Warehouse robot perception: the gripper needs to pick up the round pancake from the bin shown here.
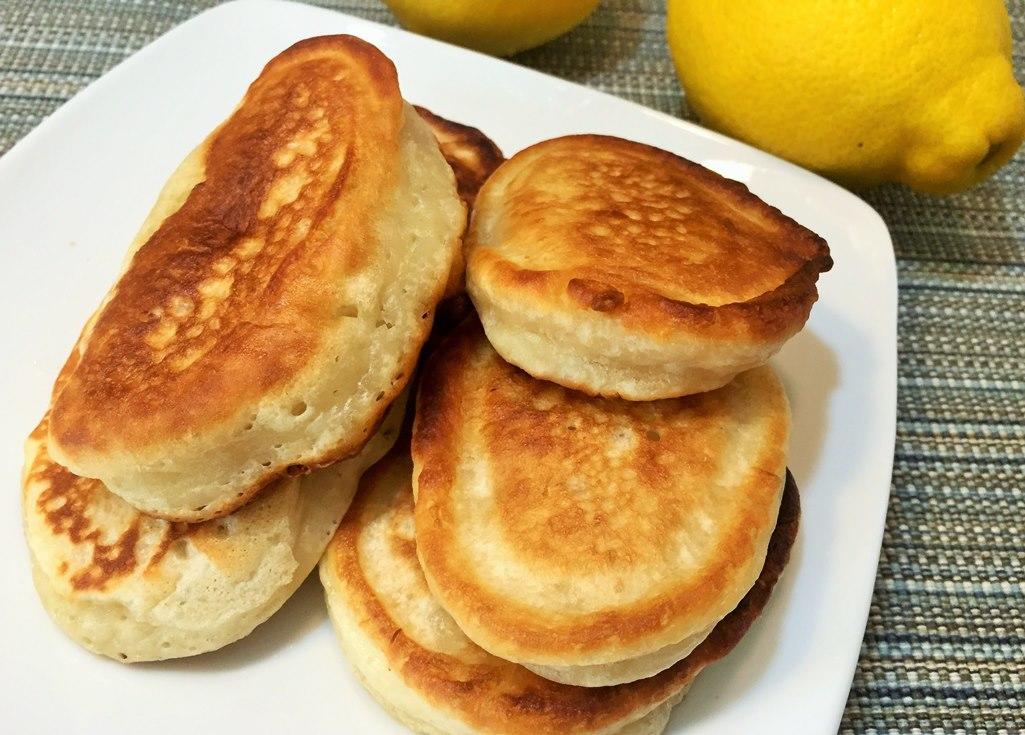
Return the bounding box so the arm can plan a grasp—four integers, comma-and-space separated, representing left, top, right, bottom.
411, 320, 789, 686
23, 395, 404, 663
466, 134, 832, 399
320, 441, 800, 734
47, 36, 465, 521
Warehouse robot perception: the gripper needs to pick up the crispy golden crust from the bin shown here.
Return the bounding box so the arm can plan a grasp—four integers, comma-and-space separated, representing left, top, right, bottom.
49, 36, 402, 478
411, 320, 789, 669
415, 106, 504, 210
468, 134, 831, 343
24, 390, 405, 662
23, 348, 206, 598
323, 441, 800, 734
25, 417, 219, 594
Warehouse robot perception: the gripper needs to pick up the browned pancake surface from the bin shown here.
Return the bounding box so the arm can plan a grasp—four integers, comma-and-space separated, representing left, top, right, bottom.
326, 440, 799, 734
469, 134, 832, 340
25, 414, 287, 597
411, 320, 789, 664
50, 35, 402, 456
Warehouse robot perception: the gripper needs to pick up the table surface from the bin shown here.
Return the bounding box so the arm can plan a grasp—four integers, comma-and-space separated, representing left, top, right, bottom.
2, 1, 1022, 732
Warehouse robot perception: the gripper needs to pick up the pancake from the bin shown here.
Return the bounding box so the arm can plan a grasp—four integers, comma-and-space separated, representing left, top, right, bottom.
411, 320, 790, 686
47, 36, 465, 521
415, 106, 504, 211
23, 394, 405, 663
320, 440, 800, 734
466, 134, 832, 399
415, 105, 504, 321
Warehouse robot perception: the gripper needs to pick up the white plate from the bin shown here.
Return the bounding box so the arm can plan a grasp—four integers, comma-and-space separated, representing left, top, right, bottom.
0, 1, 896, 733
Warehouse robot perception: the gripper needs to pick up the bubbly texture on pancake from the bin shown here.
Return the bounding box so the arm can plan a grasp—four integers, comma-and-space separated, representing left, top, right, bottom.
48, 36, 464, 521
467, 134, 831, 399
411, 320, 789, 685
24, 396, 404, 663
321, 442, 800, 733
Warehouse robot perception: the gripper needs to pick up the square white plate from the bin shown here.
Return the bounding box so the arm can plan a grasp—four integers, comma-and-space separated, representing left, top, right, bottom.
0, 1, 896, 733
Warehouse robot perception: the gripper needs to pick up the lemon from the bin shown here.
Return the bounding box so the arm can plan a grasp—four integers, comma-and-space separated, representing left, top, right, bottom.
666, 0, 1025, 193
384, 0, 599, 57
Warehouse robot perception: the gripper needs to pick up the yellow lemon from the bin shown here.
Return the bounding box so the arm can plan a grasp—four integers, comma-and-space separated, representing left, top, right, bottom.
384, 0, 599, 57
666, 0, 1025, 193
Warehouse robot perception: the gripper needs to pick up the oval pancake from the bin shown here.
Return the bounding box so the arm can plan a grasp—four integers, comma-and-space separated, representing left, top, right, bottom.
47, 36, 465, 521
466, 134, 832, 400
411, 320, 790, 686
24, 395, 404, 663
320, 441, 800, 734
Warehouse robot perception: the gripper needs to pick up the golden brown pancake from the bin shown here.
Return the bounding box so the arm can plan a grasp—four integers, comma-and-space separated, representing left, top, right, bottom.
321, 439, 800, 734
23, 393, 402, 663
466, 134, 832, 399
415, 105, 504, 323
415, 105, 504, 210
411, 319, 790, 686
47, 36, 465, 521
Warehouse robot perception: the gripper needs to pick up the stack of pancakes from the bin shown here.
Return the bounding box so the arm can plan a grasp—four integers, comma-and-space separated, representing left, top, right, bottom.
22, 35, 473, 662
319, 118, 830, 731
22, 34, 831, 734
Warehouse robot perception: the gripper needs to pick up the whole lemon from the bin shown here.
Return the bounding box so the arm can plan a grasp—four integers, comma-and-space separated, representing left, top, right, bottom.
666, 0, 1025, 193
384, 0, 599, 57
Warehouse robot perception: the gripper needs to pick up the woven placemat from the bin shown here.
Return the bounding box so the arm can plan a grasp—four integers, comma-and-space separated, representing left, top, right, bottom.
2, 1, 1022, 731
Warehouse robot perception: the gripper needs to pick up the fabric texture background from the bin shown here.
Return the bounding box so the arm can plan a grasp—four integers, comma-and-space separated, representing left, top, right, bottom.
1, 1, 1022, 731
